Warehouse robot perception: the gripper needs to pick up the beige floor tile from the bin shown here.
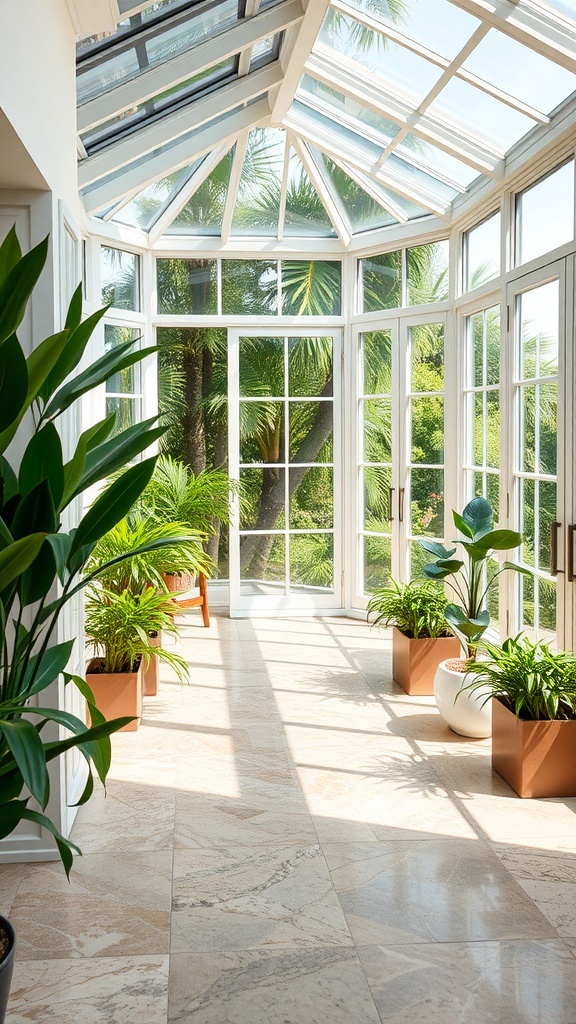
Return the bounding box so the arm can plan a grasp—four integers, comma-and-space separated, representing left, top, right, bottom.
359, 939, 576, 1024
0, 862, 26, 915
168, 948, 380, 1023
70, 779, 175, 853
8, 955, 169, 1023
174, 793, 317, 849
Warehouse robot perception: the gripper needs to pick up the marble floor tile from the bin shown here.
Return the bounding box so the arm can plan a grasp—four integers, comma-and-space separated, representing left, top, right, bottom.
494, 847, 576, 937
168, 948, 380, 1024
171, 845, 353, 952
8, 955, 169, 1023
0, 861, 26, 914
10, 852, 172, 958
240, 641, 354, 670
463, 794, 576, 850
70, 780, 175, 853
358, 939, 576, 1024
174, 793, 317, 849
324, 840, 555, 945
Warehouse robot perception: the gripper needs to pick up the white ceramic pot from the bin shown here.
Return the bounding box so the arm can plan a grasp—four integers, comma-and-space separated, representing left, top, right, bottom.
434, 659, 492, 738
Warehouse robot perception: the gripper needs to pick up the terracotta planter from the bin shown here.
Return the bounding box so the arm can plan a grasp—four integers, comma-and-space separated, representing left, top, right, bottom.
492, 698, 576, 798
434, 659, 492, 738
392, 627, 461, 695
162, 570, 194, 594
86, 658, 143, 732
0, 916, 15, 1024
144, 632, 161, 697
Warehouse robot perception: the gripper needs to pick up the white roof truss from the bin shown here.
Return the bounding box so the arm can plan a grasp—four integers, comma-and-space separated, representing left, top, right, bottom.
293, 134, 351, 245
448, 0, 576, 73
220, 132, 248, 244
149, 142, 232, 243
271, 0, 331, 121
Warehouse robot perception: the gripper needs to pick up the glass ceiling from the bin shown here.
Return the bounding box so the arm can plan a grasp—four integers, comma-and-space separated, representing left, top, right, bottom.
77, 0, 576, 245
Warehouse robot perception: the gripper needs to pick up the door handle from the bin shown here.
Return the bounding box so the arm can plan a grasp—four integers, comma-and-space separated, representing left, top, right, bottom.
550, 521, 561, 576
388, 487, 395, 522
399, 487, 405, 523
568, 524, 576, 583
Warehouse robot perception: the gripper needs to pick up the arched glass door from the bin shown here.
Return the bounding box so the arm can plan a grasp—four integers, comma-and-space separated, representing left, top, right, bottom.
229, 329, 342, 614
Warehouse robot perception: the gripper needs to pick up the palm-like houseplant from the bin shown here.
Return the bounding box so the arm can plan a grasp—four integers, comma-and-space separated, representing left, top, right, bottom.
462, 636, 576, 797
367, 578, 460, 695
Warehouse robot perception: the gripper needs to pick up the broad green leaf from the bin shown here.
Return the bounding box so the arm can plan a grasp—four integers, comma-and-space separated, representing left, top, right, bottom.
64, 672, 111, 783
452, 511, 474, 539
11, 479, 56, 538
435, 559, 464, 573
0, 226, 22, 285
46, 532, 72, 584
0, 235, 48, 346
39, 304, 109, 403
461, 496, 493, 539
0, 330, 70, 454
0, 798, 29, 841
45, 340, 156, 418
60, 414, 117, 510
0, 533, 45, 590
474, 529, 523, 552
42, 716, 136, 763
19, 422, 64, 505
0, 334, 28, 432
502, 560, 532, 575
418, 539, 457, 559
0, 516, 13, 549
0, 456, 18, 507
22, 640, 74, 697
422, 563, 455, 580
20, 540, 57, 607
69, 456, 157, 557
71, 770, 94, 807
64, 283, 83, 331
70, 421, 165, 499
18, 806, 80, 877
0, 719, 49, 807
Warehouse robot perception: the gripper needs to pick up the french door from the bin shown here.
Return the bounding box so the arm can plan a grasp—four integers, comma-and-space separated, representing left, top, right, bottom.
229, 329, 342, 614
504, 259, 576, 649
354, 312, 450, 605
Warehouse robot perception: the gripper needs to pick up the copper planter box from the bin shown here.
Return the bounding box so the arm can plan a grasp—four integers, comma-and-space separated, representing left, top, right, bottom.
492, 698, 576, 798
144, 632, 161, 697
86, 658, 144, 732
392, 627, 461, 696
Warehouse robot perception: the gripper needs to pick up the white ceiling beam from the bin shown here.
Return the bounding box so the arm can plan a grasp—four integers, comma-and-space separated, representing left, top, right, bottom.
238, 0, 261, 78
271, 0, 330, 121
149, 143, 232, 244
330, 1, 550, 124
293, 137, 351, 246
448, 0, 576, 72
304, 52, 501, 175
277, 132, 291, 241
220, 133, 248, 245
82, 97, 271, 214
78, 0, 303, 133
67, 0, 119, 39
79, 62, 282, 188
332, 157, 409, 224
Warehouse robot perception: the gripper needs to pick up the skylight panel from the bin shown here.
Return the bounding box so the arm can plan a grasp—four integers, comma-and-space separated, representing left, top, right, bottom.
382, 152, 459, 205
298, 75, 399, 149
461, 29, 576, 114
398, 134, 480, 189
283, 150, 337, 237
534, 0, 576, 25
80, 59, 237, 153
231, 128, 284, 237
428, 78, 537, 152
291, 98, 385, 166
250, 33, 278, 70
319, 7, 442, 105
166, 146, 235, 234
342, 0, 481, 60
109, 162, 202, 229
309, 148, 396, 231
77, 0, 240, 104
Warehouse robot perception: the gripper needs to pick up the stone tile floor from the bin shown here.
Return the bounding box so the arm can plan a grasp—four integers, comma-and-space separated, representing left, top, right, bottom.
4, 614, 576, 1022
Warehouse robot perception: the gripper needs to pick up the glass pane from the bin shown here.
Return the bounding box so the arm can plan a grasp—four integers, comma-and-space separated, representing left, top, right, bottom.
363, 331, 392, 395
239, 337, 284, 398
410, 469, 444, 538
363, 399, 392, 464
361, 251, 402, 312
517, 162, 575, 265
521, 477, 535, 568
407, 242, 449, 305
521, 571, 535, 628
462, 29, 576, 115
299, 74, 400, 147
156, 258, 217, 314
289, 402, 333, 463
166, 148, 234, 235
290, 468, 333, 529
288, 337, 333, 397
486, 392, 500, 470
363, 466, 392, 533
222, 261, 278, 315
429, 78, 536, 151
411, 323, 444, 391
281, 261, 341, 315
383, 153, 459, 206
239, 403, 284, 465
474, 393, 484, 466
345, 0, 480, 61
111, 164, 200, 230
284, 150, 336, 237
519, 281, 559, 379
521, 386, 536, 474
486, 473, 499, 521
311, 149, 395, 233
105, 324, 140, 393
106, 396, 140, 435
538, 0, 576, 24
232, 128, 284, 238
539, 480, 557, 572
290, 534, 334, 591
240, 534, 286, 595
539, 578, 557, 636
363, 534, 392, 596
466, 213, 501, 290
486, 307, 501, 386
539, 384, 558, 476
101, 246, 139, 310
239, 469, 285, 530
411, 396, 444, 464
399, 134, 479, 190
471, 312, 484, 388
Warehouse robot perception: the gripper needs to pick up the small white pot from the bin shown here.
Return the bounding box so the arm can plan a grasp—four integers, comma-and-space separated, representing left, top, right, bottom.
434, 659, 492, 738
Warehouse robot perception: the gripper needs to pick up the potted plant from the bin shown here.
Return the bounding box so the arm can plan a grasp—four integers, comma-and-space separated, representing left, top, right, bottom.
463, 636, 576, 797
0, 228, 179, 1018
367, 578, 460, 695
419, 496, 526, 737
85, 586, 189, 729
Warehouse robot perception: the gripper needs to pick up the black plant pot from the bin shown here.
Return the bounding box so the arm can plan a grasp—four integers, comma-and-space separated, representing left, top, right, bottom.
0, 916, 15, 1024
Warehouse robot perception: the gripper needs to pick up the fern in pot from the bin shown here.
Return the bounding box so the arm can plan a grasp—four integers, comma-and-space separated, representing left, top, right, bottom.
368, 578, 459, 695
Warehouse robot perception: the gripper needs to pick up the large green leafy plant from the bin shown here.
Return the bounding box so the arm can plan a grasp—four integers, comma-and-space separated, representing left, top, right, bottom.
419, 497, 525, 659
0, 228, 170, 873
367, 578, 452, 639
